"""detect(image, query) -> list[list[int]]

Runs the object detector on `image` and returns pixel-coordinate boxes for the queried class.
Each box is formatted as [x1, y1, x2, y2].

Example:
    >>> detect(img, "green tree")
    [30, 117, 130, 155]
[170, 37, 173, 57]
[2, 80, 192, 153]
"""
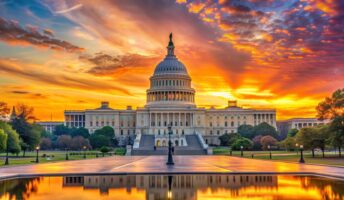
[0, 121, 21, 154]
[219, 133, 240, 146]
[94, 126, 115, 138]
[252, 122, 278, 138]
[53, 125, 71, 136]
[287, 128, 298, 137]
[10, 104, 41, 150]
[20, 140, 29, 157]
[296, 127, 329, 158]
[316, 88, 344, 157]
[29, 124, 42, 149]
[100, 146, 110, 157]
[71, 127, 90, 138]
[89, 134, 109, 149]
[328, 116, 344, 157]
[231, 137, 253, 150]
[280, 136, 296, 151]
[0, 129, 7, 151]
[238, 125, 254, 139]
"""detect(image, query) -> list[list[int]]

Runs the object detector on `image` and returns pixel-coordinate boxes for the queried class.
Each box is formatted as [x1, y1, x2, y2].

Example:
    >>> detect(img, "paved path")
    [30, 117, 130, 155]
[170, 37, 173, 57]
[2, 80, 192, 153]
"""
[0, 155, 344, 179]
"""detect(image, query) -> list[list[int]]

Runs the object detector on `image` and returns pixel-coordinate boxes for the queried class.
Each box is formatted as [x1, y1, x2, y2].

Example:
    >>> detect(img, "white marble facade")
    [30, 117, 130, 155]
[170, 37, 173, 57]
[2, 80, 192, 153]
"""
[65, 34, 276, 146]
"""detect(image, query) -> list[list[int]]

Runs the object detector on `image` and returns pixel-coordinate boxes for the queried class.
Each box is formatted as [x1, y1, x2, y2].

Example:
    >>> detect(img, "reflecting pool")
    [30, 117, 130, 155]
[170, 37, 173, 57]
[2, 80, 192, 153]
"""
[1, 174, 343, 200]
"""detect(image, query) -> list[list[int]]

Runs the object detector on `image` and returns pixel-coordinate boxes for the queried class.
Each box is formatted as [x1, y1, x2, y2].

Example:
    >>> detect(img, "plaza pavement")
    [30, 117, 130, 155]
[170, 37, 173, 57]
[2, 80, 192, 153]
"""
[0, 155, 344, 180]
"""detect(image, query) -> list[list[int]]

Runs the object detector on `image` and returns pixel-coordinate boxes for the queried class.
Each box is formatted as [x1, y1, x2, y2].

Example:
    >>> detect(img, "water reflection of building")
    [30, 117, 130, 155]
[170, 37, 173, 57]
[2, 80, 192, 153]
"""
[62, 174, 277, 199]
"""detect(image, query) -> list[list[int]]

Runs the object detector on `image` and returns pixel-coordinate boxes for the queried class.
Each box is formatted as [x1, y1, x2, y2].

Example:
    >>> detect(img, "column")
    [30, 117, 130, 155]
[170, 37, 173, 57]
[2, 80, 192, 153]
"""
[179, 112, 181, 127]
[184, 112, 186, 127]
[167, 112, 169, 126]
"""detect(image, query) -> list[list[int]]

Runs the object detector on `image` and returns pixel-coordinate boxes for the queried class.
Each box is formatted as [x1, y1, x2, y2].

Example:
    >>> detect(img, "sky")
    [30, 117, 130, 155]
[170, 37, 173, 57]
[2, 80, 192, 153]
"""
[0, 0, 343, 121]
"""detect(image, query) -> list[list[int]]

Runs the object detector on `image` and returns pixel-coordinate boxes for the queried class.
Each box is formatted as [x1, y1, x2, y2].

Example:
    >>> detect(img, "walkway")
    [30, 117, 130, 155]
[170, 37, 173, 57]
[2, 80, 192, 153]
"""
[0, 155, 344, 179]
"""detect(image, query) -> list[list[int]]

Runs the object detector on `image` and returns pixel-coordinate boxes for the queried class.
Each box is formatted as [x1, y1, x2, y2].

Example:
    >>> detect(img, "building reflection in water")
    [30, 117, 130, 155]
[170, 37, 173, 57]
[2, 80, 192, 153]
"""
[1, 174, 344, 200]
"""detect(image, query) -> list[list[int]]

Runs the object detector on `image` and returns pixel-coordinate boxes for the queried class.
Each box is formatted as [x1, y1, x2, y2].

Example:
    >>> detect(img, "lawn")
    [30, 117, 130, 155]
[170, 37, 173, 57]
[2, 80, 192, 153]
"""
[213, 146, 344, 167]
[0, 148, 126, 167]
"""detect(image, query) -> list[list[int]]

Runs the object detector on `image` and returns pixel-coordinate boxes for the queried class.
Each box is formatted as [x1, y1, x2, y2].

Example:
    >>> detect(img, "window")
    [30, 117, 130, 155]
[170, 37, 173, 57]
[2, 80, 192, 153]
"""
[217, 130, 220, 135]
[225, 122, 228, 127]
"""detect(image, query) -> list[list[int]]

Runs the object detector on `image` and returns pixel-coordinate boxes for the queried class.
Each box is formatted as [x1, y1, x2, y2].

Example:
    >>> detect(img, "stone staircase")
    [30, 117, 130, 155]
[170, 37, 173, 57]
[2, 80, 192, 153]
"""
[132, 134, 206, 155]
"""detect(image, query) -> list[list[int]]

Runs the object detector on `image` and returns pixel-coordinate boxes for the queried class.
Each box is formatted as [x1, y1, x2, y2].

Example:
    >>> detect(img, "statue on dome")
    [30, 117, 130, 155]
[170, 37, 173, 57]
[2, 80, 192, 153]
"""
[168, 32, 174, 47]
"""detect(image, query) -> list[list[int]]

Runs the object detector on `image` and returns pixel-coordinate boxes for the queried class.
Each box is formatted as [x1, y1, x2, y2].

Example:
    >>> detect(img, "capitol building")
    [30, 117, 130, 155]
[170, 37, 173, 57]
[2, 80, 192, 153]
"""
[64, 34, 276, 154]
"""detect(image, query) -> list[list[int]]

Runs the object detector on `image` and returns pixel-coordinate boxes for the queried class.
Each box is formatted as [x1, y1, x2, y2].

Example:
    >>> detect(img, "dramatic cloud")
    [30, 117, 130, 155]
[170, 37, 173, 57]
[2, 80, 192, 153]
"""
[0, 17, 84, 52]
[81, 52, 160, 76]
[0, 0, 343, 120]
[0, 59, 130, 95]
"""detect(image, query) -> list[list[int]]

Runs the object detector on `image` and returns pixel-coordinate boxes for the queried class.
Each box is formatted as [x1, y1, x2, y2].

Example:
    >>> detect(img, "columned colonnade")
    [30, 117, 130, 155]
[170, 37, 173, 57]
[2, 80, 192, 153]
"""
[147, 91, 194, 102]
[149, 112, 194, 128]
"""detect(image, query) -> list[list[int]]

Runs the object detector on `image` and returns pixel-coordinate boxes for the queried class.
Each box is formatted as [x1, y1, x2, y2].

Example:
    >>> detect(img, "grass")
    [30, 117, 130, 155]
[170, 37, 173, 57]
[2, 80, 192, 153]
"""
[0, 148, 126, 167]
[213, 146, 344, 167]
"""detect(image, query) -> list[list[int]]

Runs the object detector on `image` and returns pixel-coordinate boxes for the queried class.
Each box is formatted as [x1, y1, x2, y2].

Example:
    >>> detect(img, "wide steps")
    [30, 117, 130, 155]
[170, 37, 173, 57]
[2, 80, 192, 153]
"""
[132, 134, 207, 155]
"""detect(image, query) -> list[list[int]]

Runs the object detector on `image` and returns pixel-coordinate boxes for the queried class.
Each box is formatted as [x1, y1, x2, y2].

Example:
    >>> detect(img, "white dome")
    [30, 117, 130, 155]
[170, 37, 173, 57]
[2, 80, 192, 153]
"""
[145, 33, 195, 108]
[154, 56, 188, 76]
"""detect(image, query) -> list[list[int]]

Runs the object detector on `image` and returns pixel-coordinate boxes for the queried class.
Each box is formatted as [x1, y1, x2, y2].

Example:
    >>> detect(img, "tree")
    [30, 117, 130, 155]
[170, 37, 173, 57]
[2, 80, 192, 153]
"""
[53, 125, 71, 136]
[219, 133, 240, 146]
[316, 88, 343, 120]
[316, 88, 344, 157]
[0, 129, 7, 152]
[252, 135, 263, 150]
[89, 134, 109, 149]
[252, 122, 278, 138]
[328, 116, 344, 157]
[71, 127, 90, 138]
[57, 135, 72, 149]
[0, 102, 10, 119]
[287, 128, 298, 137]
[29, 124, 42, 149]
[94, 126, 115, 139]
[280, 136, 296, 151]
[40, 138, 52, 150]
[0, 121, 21, 154]
[10, 104, 41, 150]
[20, 140, 29, 157]
[296, 127, 317, 157]
[71, 136, 91, 150]
[100, 146, 110, 157]
[231, 137, 253, 150]
[238, 125, 254, 139]
[260, 135, 278, 150]
[296, 127, 329, 158]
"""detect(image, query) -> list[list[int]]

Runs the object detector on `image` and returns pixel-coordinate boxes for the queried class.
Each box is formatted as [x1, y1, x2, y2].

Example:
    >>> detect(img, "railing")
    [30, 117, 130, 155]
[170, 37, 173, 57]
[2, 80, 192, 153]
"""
[195, 132, 208, 149]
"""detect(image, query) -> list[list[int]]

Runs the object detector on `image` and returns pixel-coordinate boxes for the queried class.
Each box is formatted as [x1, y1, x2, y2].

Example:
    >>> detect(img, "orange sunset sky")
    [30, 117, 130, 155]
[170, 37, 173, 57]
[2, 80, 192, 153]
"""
[0, 0, 343, 121]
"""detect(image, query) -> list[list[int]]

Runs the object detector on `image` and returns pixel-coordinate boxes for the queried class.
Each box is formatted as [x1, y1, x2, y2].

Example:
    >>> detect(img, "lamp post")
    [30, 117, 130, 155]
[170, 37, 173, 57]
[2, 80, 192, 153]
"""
[240, 145, 244, 157]
[299, 144, 305, 163]
[65, 148, 69, 160]
[296, 143, 299, 155]
[35, 146, 40, 163]
[268, 145, 272, 159]
[166, 125, 174, 165]
[83, 146, 87, 159]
